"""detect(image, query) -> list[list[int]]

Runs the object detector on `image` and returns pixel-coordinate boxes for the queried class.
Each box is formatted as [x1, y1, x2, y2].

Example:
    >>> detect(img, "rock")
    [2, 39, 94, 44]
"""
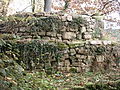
[64, 49, 69, 54]
[89, 25, 94, 29]
[57, 36, 62, 40]
[102, 41, 112, 45]
[42, 37, 50, 40]
[87, 29, 93, 32]
[61, 16, 66, 21]
[64, 54, 69, 59]
[89, 40, 102, 45]
[70, 49, 76, 55]
[67, 15, 73, 21]
[50, 38, 56, 41]
[65, 60, 70, 66]
[81, 26, 86, 33]
[38, 32, 46, 36]
[77, 34, 82, 40]
[76, 54, 81, 59]
[63, 32, 76, 40]
[83, 34, 92, 40]
[69, 28, 78, 31]
[55, 39, 62, 42]
[57, 34, 62, 37]
[58, 62, 64, 67]
[46, 32, 56, 37]
[96, 55, 104, 62]
[77, 48, 88, 55]
[60, 26, 66, 31]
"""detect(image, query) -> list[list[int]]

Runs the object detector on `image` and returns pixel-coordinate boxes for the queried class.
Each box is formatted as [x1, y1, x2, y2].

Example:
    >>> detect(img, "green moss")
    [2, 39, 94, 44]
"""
[69, 67, 77, 73]
[85, 82, 95, 90]
[57, 42, 68, 49]
[68, 43, 82, 48]
[72, 17, 87, 26]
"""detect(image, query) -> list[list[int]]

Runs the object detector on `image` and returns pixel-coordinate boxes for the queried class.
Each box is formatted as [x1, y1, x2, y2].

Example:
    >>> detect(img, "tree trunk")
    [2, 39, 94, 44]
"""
[44, 0, 52, 12]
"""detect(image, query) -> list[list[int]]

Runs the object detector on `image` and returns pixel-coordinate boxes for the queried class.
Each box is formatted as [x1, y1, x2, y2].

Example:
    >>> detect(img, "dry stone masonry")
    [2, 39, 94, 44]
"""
[0, 13, 120, 73]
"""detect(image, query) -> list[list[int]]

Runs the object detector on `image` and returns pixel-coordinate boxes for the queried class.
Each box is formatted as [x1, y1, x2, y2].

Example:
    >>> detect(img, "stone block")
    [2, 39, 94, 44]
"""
[67, 15, 73, 21]
[89, 40, 102, 45]
[64, 60, 70, 66]
[76, 54, 81, 59]
[64, 49, 69, 54]
[89, 25, 95, 29]
[60, 26, 66, 31]
[51, 38, 56, 41]
[42, 37, 50, 40]
[19, 27, 26, 32]
[64, 54, 69, 59]
[58, 62, 64, 67]
[69, 28, 78, 32]
[83, 34, 92, 40]
[70, 49, 76, 55]
[72, 62, 79, 67]
[76, 67, 82, 72]
[87, 29, 93, 32]
[38, 32, 46, 36]
[76, 34, 82, 40]
[77, 48, 88, 55]
[96, 55, 104, 62]
[46, 32, 56, 37]
[61, 16, 66, 21]
[63, 32, 76, 40]
[55, 39, 63, 42]
[102, 41, 112, 45]
[57, 34, 62, 37]
[81, 26, 86, 33]
[57, 36, 62, 40]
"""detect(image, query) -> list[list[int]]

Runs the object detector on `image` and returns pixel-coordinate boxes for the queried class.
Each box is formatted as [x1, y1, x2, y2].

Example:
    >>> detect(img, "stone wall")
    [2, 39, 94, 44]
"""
[0, 13, 119, 73]
[0, 13, 102, 40]
[58, 44, 120, 72]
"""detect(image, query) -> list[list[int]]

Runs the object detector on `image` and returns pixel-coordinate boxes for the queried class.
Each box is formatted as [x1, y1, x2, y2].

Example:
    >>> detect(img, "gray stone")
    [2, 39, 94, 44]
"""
[63, 32, 76, 40]
[57, 34, 62, 37]
[83, 33, 92, 40]
[57, 36, 62, 40]
[58, 62, 64, 67]
[67, 15, 73, 21]
[89, 25, 94, 29]
[102, 41, 112, 45]
[87, 29, 93, 32]
[19, 27, 26, 32]
[89, 40, 102, 45]
[46, 32, 56, 37]
[50, 38, 56, 41]
[76, 54, 81, 59]
[64, 54, 69, 59]
[55, 39, 62, 42]
[64, 49, 69, 54]
[42, 37, 50, 40]
[38, 31, 46, 36]
[65, 60, 70, 66]
[81, 26, 86, 33]
[61, 16, 66, 21]
[96, 55, 104, 62]
[60, 26, 66, 31]
[76, 34, 82, 40]
[70, 49, 76, 55]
